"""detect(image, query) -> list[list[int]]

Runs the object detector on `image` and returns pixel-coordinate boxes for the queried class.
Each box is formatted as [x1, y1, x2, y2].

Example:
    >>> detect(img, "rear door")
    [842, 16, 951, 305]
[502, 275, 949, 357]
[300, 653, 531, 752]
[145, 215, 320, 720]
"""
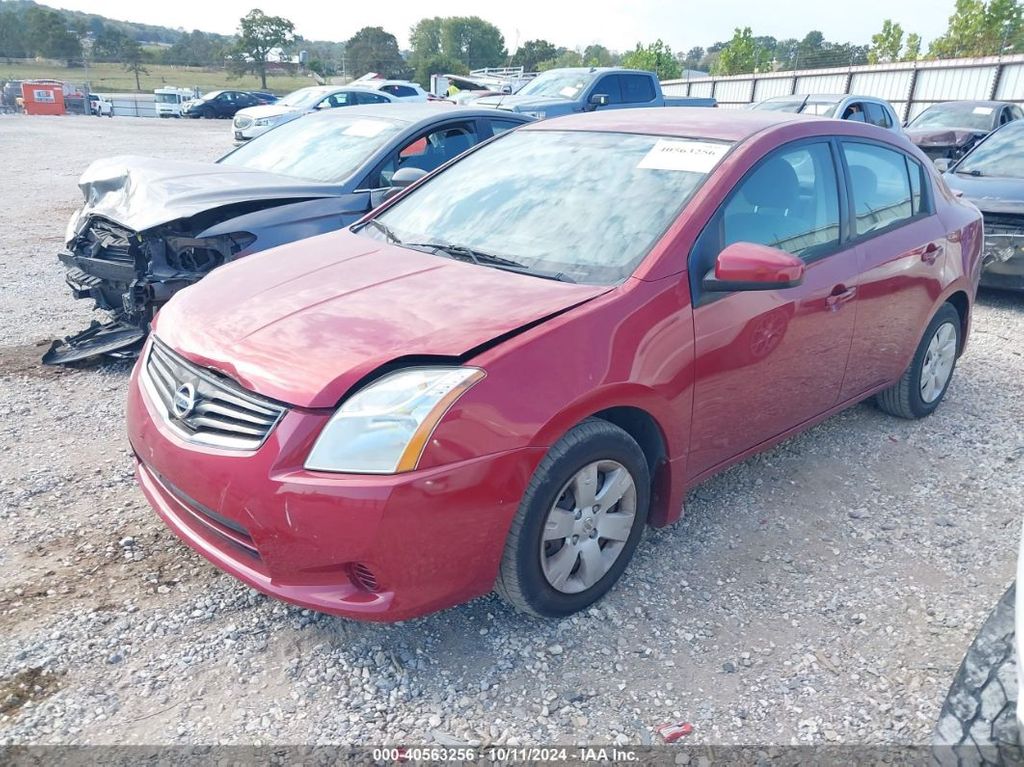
[837, 140, 948, 399]
[687, 140, 860, 479]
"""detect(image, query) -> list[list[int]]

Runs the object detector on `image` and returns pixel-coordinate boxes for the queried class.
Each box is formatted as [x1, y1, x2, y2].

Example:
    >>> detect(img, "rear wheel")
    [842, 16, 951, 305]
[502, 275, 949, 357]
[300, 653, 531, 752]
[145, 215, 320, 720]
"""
[876, 302, 960, 419]
[495, 419, 650, 618]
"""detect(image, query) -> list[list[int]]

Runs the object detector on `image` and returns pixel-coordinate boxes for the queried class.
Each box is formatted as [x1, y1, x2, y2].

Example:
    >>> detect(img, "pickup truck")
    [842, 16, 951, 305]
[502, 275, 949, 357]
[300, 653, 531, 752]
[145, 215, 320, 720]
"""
[474, 67, 715, 119]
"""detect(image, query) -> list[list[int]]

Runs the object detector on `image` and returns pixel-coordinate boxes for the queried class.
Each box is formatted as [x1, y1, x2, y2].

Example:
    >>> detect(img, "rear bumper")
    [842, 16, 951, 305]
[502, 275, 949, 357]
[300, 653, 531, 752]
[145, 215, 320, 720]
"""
[127, 357, 542, 621]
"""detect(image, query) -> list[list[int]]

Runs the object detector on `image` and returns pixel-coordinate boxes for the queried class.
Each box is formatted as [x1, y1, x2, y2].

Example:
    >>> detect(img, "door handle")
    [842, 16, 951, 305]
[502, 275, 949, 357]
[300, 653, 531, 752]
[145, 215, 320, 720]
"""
[826, 284, 857, 311]
[921, 242, 943, 264]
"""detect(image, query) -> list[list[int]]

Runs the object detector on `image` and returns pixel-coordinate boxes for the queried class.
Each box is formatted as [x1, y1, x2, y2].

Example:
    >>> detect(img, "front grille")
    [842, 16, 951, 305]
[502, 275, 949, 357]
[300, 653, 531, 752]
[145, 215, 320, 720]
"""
[981, 212, 1024, 264]
[143, 338, 286, 450]
[79, 218, 136, 264]
[233, 116, 253, 129]
[982, 212, 1024, 233]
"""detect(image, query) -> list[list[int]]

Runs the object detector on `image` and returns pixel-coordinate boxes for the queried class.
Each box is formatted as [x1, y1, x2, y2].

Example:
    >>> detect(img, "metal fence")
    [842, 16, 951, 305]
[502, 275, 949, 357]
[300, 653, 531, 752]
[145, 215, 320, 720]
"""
[662, 53, 1024, 122]
[110, 97, 157, 118]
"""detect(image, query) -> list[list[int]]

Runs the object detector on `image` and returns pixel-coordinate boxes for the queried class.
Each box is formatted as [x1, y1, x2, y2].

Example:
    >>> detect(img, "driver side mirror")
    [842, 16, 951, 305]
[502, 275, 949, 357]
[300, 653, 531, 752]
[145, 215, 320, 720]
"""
[933, 157, 951, 173]
[501, 85, 513, 95]
[381, 166, 428, 202]
[588, 93, 610, 108]
[702, 242, 805, 292]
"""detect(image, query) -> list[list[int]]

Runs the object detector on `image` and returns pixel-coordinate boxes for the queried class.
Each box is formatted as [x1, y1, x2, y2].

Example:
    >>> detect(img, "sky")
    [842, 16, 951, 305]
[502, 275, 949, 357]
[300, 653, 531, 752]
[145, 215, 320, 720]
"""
[47, 0, 955, 52]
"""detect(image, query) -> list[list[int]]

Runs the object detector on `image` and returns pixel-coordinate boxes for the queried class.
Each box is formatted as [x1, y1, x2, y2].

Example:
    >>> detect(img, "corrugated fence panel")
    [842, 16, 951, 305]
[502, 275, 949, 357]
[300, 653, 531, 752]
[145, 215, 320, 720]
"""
[661, 81, 691, 97]
[111, 99, 157, 118]
[795, 73, 848, 93]
[753, 77, 793, 100]
[995, 63, 1024, 100]
[713, 79, 754, 102]
[914, 66, 996, 101]
[849, 70, 912, 101]
[688, 80, 715, 98]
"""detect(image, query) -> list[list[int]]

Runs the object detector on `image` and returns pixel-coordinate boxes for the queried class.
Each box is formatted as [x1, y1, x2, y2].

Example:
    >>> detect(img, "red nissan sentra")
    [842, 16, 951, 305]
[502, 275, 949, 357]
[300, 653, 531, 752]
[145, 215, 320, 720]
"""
[127, 109, 982, 621]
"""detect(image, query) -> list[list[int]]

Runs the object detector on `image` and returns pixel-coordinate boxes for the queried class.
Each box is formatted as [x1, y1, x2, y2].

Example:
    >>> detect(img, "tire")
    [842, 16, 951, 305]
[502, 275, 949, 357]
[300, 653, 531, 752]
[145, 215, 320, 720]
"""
[932, 584, 1022, 765]
[495, 418, 650, 618]
[876, 302, 961, 419]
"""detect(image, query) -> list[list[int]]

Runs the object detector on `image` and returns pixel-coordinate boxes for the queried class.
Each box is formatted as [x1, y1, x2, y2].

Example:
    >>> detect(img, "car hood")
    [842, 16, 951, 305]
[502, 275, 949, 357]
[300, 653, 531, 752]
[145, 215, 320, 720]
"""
[906, 128, 985, 147]
[474, 93, 574, 112]
[943, 172, 1024, 213]
[235, 104, 298, 120]
[155, 229, 610, 408]
[76, 156, 342, 232]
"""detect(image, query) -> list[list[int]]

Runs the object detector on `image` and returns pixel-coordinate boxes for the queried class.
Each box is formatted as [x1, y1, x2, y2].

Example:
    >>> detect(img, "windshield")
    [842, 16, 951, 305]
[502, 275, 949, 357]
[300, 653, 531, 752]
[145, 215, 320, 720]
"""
[803, 99, 841, 116]
[956, 123, 1024, 177]
[752, 98, 806, 113]
[277, 87, 328, 109]
[517, 71, 596, 100]
[910, 103, 996, 132]
[218, 114, 406, 183]
[200, 90, 223, 102]
[155, 93, 181, 104]
[366, 130, 729, 285]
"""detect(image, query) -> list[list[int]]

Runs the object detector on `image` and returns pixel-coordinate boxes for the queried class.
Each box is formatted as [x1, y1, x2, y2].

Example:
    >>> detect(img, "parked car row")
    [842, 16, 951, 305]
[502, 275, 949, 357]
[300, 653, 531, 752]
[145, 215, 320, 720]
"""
[181, 90, 277, 119]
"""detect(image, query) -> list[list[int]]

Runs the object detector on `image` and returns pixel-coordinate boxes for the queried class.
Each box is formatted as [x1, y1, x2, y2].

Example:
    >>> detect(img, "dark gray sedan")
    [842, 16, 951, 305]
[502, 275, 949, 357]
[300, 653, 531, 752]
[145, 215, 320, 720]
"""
[49, 105, 532, 363]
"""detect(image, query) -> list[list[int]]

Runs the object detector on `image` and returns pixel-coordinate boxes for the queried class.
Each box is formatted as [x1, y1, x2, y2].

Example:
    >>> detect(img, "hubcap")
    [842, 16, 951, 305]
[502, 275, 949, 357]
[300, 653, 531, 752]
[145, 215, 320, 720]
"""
[920, 321, 957, 404]
[539, 460, 637, 594]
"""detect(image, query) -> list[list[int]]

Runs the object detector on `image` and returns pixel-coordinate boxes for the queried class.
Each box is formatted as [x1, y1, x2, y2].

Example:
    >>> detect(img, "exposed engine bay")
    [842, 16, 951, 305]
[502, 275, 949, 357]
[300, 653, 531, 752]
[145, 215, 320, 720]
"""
[44, 216, 255, 365]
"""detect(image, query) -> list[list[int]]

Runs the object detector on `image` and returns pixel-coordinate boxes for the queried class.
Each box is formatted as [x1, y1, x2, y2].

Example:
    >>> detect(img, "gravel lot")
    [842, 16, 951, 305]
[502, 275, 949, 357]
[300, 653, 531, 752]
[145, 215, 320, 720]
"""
[0, 114, 1022, 748]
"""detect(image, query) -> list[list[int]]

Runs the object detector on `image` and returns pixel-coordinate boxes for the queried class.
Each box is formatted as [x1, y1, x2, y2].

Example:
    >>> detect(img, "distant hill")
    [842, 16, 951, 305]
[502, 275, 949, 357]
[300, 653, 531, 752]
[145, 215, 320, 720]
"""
[2, 0, 196, 45]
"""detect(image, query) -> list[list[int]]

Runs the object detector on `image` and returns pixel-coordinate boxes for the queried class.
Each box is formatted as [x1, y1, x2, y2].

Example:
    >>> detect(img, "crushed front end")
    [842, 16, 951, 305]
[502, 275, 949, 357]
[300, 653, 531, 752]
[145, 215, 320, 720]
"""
[980, 211, 1024, 291]
[45, 216, 254, 364]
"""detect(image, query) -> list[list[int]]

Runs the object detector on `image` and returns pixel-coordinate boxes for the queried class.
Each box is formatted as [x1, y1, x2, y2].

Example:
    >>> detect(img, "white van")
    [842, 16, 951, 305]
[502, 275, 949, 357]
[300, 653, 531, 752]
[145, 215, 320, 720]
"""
[154, 87, 197, 118]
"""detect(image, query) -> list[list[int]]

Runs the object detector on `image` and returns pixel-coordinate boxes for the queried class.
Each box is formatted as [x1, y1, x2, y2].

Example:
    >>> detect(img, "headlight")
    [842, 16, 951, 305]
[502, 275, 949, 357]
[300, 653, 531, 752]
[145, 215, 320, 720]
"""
[254, 117, 274, 127]
[64, 209, 82, 244]
[305, 367, 485, 474]
[523, 110, 546, 119]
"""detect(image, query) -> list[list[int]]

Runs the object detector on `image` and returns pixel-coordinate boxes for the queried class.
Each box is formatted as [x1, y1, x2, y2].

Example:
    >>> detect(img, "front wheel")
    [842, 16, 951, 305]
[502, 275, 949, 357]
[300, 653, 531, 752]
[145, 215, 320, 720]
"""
[495, 419, 650, 618]
[876, 302, 960, 419]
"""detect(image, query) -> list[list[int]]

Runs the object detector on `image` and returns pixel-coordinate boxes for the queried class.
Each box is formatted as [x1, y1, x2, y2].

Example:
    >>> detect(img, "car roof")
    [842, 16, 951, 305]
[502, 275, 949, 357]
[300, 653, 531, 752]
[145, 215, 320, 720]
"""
[526, 107, 811, 143]
[352, 80, 423, 89]
[301, 102, 531, 128]
[923, 99, 1011, 109]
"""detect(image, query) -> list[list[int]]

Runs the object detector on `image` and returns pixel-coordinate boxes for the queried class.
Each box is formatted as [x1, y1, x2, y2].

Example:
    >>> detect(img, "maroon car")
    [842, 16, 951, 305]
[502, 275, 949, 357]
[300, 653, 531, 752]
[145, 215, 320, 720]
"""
[127, 109, 982, 621]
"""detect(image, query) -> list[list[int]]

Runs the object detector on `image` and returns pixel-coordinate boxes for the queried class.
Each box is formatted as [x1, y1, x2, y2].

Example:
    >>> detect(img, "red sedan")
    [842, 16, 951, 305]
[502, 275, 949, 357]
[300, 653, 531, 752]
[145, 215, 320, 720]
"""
[127, 109, 983, 621]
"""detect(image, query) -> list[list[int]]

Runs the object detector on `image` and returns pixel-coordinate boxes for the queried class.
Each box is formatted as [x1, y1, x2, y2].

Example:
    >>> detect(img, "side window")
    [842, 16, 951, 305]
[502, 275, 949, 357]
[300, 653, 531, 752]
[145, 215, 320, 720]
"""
[1012, 106, 1024, 121]
[619, 75, 656, 104]
[842, 142, 916, 236]
[1000, 107, 1014, 125]
[372, 122, 479, 187]
[489, 118, 523, 137]
[356, 91, 390, 105]
[841, 102, 868, 122]
[721, 143, 841, 258]
[906, 155, 928, 215]
[864, 102, 891, 128]
[382, 85, 417, 98]
[591, 75, 622, 104]
[323, 92, 352, 108]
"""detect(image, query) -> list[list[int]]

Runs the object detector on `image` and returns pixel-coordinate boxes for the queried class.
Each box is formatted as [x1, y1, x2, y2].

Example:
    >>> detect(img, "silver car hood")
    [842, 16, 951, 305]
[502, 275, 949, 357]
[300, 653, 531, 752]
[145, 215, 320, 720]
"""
[75, 156, 341, 232]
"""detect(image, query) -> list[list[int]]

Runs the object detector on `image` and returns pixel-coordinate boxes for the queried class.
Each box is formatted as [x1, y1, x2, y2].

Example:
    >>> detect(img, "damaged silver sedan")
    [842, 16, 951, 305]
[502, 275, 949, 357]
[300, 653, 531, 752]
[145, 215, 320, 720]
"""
[47, 104, 531, 364]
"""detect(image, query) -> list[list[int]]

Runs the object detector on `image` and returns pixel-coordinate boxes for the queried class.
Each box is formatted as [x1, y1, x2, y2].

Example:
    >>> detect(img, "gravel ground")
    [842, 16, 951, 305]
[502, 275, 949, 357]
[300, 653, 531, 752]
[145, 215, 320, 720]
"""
[0, 114, 1022, 748]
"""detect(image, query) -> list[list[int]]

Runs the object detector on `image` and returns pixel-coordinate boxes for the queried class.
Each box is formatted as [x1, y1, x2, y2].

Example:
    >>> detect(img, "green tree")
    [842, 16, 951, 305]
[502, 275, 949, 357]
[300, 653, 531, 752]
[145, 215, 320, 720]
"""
[582, 43, 617, 67]
[680, 46, 705, 71]
[234, 9, 295, 89]
[0, 9, 27, 58]
[121, 38, 149, 91]
[413, 53, 467, 88]
[511, 39, 558, 71]
[537, 48, 583, 71]
[621, 39, 681, 79]
[408, 16, 506, 74]
[930, 0, 1023, 57]
[25, 6, 82, 65]
[344, 26, 409, 79]
[713, 27, 757, 74]
[869, 19, 905, 63]
[92, 27, 129, 62]
[904, 33, 922, 60]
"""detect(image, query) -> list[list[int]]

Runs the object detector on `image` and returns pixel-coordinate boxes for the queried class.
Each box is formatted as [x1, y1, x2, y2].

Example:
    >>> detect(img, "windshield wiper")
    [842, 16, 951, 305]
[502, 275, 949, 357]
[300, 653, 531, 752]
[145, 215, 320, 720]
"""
[407, 242, 576, 283]
[361, 218, 402, 244]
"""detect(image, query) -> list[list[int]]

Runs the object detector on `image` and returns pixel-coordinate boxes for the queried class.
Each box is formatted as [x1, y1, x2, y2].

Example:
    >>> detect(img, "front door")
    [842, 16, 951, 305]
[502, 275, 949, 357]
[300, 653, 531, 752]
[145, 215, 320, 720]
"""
[686, 140, 860, 480]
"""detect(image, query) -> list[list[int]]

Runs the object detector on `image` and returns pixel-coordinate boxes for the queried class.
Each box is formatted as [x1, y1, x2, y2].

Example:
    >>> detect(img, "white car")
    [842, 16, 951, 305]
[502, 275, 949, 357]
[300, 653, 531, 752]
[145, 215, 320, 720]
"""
[231, 85, 398, 142]
[349, 79, 430, 102]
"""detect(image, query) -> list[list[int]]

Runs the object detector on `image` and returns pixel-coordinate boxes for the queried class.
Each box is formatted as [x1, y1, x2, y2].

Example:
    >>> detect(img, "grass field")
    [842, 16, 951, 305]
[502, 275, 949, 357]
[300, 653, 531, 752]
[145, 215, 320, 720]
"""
[0, 60, 317, 95]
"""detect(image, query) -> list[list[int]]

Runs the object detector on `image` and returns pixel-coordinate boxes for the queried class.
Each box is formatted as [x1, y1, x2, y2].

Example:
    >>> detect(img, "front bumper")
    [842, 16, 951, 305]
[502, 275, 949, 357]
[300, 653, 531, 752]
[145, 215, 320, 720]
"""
[981, 251, 1024, 291]
[126, 355, 542, 621]
[233, 124, 271, 142]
